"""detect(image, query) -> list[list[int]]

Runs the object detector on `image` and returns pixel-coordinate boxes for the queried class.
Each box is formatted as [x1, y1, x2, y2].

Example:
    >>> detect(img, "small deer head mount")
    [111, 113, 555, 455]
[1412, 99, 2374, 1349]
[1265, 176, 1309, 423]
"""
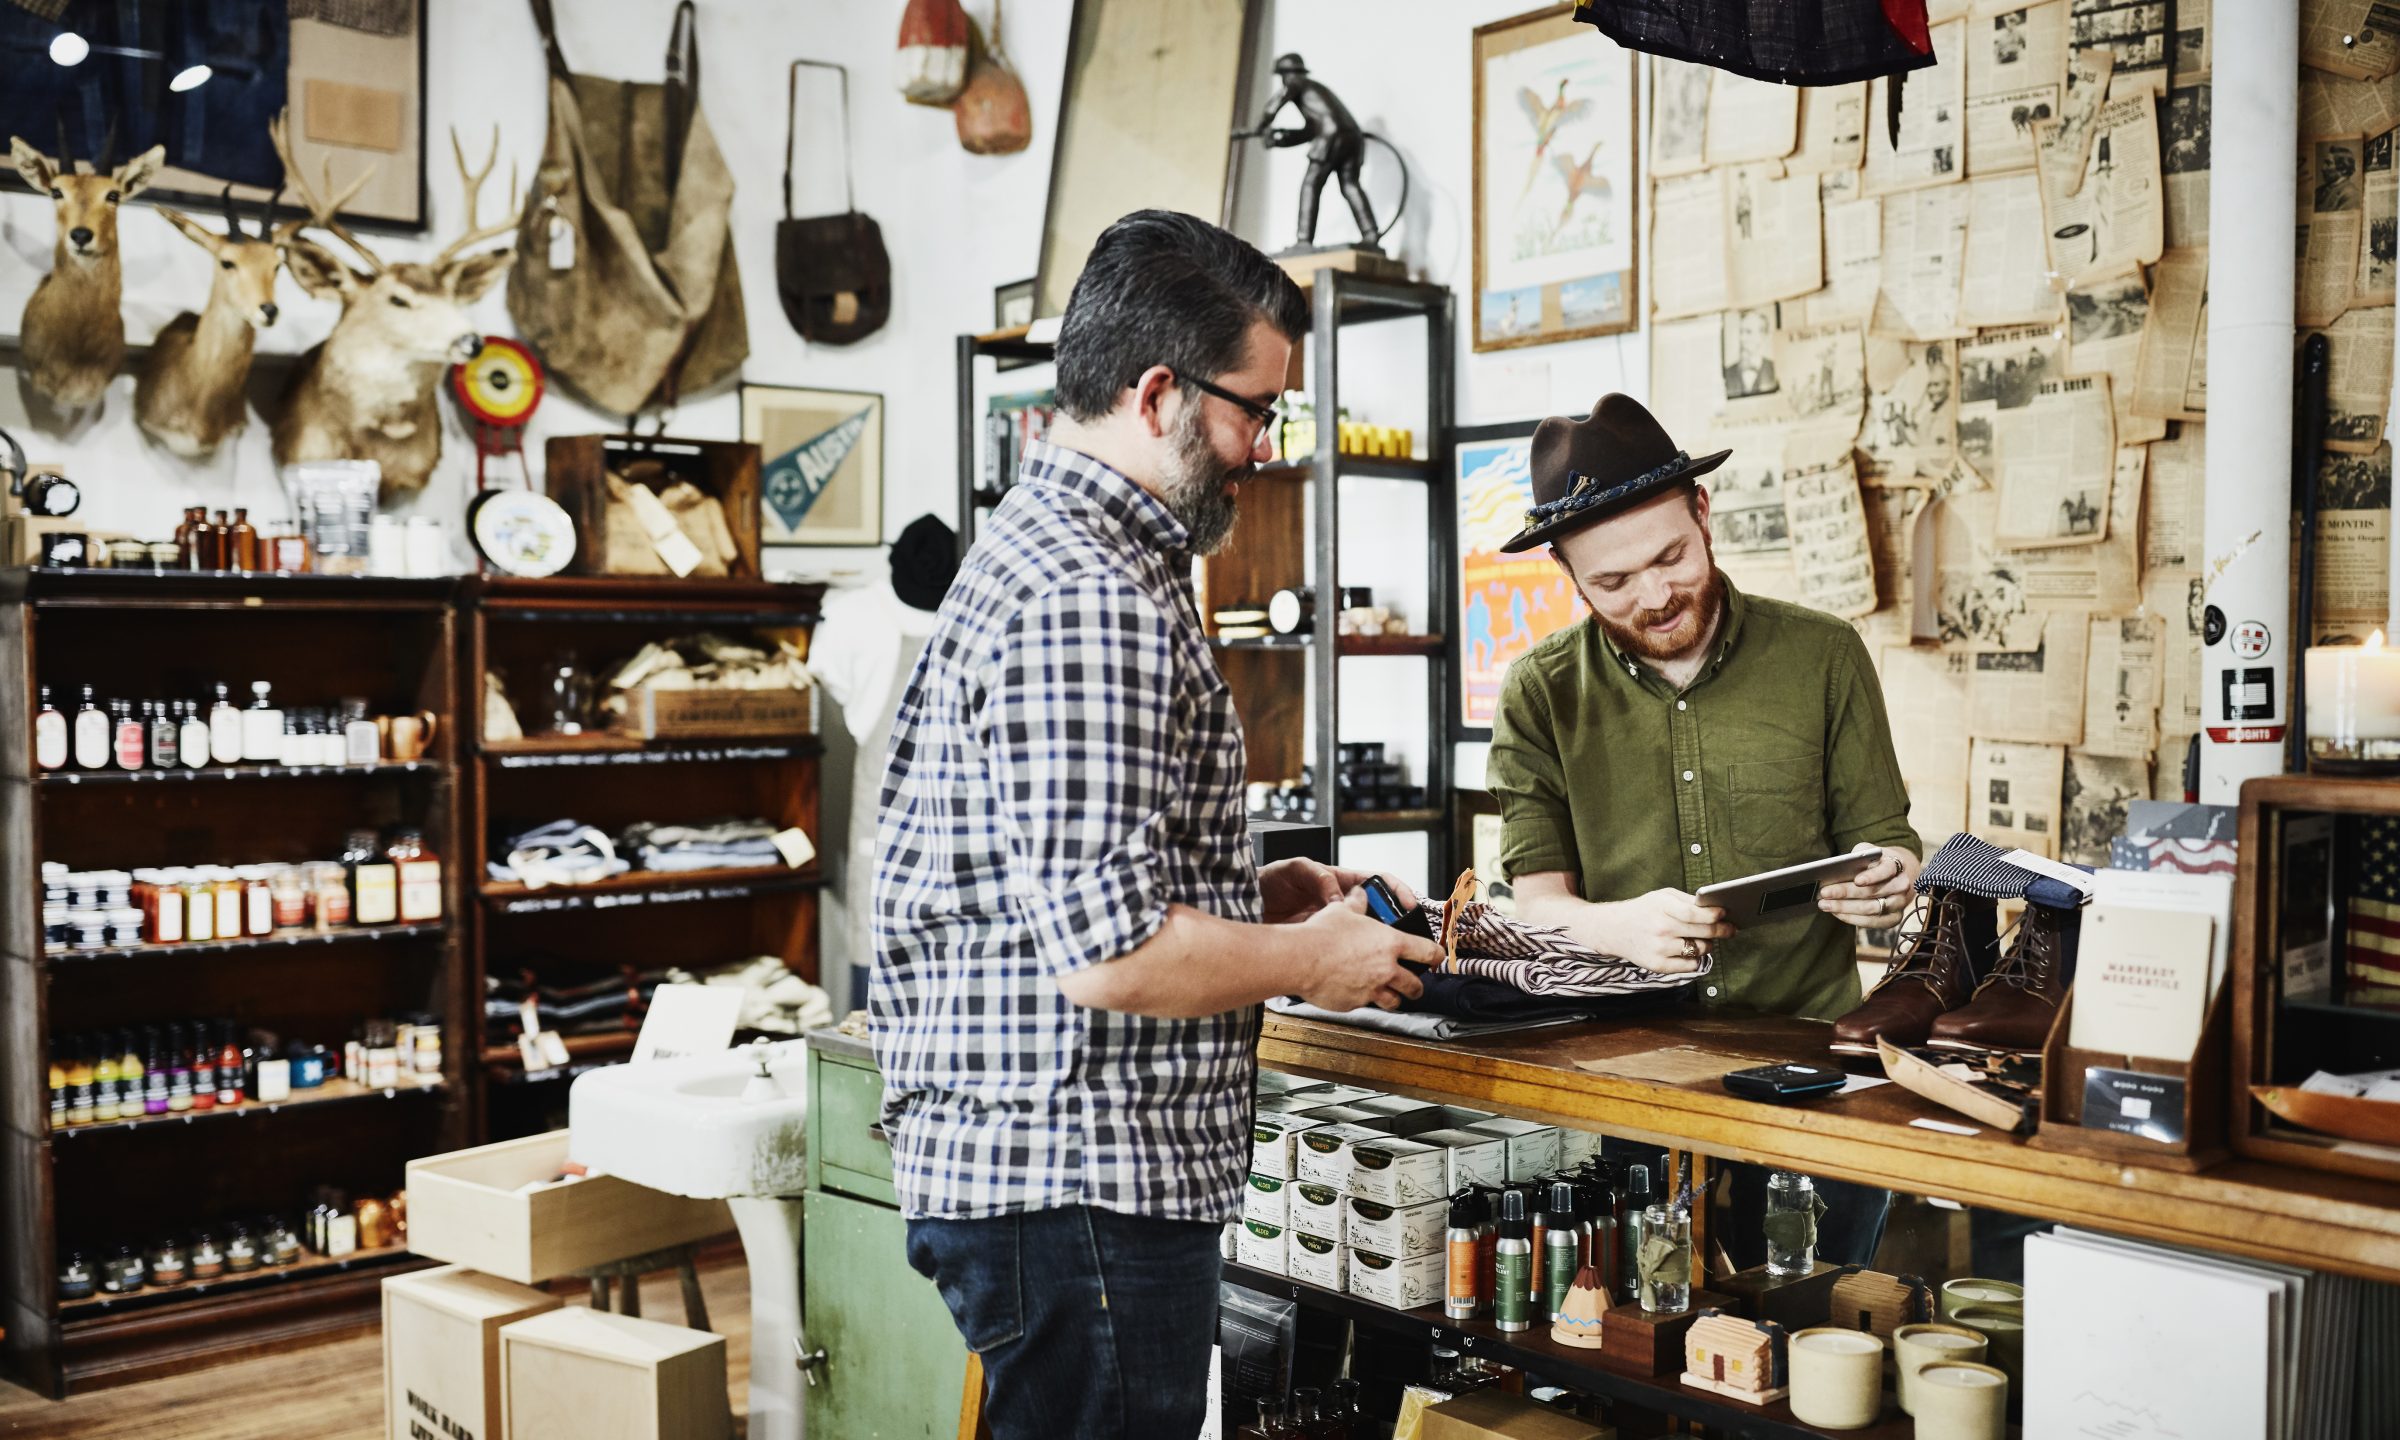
[9, 133, 164, 267]
[134, 187, 289, 458]
[9, 130, 165, 409]
[156, 187, 286, 330]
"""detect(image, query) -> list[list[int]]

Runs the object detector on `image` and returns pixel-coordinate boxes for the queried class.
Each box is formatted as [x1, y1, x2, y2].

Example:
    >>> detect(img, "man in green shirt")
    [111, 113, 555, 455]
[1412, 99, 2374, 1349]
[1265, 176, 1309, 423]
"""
[1485, 393, 1922, 1265]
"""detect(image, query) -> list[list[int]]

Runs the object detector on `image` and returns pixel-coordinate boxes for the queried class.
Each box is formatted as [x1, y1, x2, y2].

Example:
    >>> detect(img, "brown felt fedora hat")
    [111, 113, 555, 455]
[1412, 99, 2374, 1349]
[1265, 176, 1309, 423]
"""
[1497, 393, 1731, 553]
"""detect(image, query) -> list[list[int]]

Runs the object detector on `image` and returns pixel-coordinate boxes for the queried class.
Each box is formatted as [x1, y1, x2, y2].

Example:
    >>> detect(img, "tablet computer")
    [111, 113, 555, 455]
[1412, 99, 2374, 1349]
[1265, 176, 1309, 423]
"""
[1695, 851, 1882, 926]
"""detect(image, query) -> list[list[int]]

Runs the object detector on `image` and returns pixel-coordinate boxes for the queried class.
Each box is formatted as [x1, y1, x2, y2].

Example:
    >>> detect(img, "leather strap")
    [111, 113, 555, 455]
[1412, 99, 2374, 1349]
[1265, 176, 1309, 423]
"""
[526, 0, 570, 79]
[664, 0, 700, 193]
[786, 59, 856, 220]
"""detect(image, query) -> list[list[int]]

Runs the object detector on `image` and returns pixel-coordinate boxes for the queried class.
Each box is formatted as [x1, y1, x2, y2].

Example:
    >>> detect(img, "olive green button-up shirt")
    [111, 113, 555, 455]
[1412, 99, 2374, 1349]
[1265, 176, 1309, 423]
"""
[1488, 582, 1922, 1021]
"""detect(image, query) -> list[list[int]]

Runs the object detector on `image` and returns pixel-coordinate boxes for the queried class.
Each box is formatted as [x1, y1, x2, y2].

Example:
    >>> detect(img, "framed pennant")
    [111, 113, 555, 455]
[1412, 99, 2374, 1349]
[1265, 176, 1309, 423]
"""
[742, 383, 886, 546]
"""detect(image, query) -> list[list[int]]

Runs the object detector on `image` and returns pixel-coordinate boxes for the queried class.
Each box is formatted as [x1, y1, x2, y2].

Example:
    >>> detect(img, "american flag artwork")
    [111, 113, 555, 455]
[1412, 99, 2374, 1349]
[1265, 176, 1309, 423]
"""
[2346, 816, 2400, 1010]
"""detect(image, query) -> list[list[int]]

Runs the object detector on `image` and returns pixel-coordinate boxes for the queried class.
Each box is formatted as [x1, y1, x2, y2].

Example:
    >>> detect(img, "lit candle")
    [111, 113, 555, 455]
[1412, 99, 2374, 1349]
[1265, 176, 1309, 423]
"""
[2306, 629, 2400, 764]
[1938, 1277, 2024, 1319]
[1895, 1323, 1991, 1416]
[1913, 1361, 2009, 1440]
[1790, 1327, 1884, 1430]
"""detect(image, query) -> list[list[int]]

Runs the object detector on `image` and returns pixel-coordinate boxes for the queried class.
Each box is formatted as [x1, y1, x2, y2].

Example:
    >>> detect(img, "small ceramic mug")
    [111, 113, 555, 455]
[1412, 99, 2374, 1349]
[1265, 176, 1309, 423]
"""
[381, 711, 439, 761]
[1788, 1326, 1884, 1430]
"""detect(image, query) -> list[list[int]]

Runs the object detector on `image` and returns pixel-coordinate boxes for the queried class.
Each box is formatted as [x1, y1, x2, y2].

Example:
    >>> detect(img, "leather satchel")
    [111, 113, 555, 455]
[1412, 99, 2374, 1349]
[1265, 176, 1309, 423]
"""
[777, 60, 892, 345]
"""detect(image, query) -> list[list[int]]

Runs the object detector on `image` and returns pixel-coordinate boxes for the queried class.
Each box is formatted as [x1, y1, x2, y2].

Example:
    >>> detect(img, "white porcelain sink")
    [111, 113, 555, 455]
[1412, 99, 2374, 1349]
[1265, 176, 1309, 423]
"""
[568, 1038, 811, 1200]
[569, 1038, 815, 1440]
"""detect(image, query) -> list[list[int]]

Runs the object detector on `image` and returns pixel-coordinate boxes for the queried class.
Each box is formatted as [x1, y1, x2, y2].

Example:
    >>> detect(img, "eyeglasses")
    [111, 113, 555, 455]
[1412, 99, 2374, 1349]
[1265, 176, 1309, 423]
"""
[1177, 372, 1283, 445]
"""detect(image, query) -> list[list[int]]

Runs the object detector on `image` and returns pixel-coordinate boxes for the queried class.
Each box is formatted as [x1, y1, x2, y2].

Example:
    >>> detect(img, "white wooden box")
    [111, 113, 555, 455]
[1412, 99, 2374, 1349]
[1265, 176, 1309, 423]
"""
[500, 1306, 730, 1440]
[405, 1131, 731, 1284]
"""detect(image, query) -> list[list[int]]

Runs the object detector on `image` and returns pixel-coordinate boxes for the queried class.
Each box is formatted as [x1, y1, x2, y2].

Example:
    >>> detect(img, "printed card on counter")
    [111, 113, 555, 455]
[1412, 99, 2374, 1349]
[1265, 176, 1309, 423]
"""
[2069, 905, 2214, 1060]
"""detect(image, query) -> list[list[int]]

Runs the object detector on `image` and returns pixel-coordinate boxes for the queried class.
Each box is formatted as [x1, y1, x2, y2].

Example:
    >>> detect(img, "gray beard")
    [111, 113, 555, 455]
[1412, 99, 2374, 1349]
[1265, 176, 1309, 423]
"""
[1158, 406, 1242, 555]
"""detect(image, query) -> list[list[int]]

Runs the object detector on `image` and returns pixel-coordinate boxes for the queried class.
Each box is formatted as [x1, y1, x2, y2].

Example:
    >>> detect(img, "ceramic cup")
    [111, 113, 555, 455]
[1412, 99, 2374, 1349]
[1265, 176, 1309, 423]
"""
[381, 711, 439, 761]
[1789, 1326, 1884, 1429]
[1893, 1322, 1989, 1416]
[1948, 1304, 2025, 1392]
[1912, 1360, 2009, 1440]
[1938, 1277, 2023, 1319]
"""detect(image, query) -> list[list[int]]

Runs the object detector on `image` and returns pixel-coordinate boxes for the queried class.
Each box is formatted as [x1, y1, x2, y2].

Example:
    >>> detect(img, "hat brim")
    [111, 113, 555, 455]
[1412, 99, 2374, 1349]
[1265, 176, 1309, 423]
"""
[1494, 448, 1732, 554]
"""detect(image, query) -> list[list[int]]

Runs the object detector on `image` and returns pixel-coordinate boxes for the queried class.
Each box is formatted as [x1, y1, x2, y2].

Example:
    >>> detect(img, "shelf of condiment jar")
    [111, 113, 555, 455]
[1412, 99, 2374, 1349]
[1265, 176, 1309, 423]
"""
[36, 759, 447, 786]
[46, 920, 446, 964]
[59, 1242, 419, 1321]
[482, 736, 823, 768]
[50, 1074, 444, 1140]
[481, 866, 824, 913]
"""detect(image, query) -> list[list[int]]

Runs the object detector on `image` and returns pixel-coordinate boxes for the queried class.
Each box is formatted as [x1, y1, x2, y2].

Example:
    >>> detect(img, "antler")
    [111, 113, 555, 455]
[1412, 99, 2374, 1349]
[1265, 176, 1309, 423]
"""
[268, 110, 383, 272]
[433, 125, 521, 265]
[220, 183, 245, 239]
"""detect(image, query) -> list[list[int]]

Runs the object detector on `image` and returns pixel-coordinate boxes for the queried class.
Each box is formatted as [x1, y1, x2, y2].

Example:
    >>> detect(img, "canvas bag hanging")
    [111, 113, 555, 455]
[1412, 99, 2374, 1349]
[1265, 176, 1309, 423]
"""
[508, 0, 748, 416]
[777, 60, 892, 346]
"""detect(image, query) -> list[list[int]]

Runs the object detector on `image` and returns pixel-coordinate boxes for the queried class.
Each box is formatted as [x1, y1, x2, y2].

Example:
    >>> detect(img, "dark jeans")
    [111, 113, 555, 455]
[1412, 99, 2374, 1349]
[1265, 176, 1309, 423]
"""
[906, 1205, 1223, 1440]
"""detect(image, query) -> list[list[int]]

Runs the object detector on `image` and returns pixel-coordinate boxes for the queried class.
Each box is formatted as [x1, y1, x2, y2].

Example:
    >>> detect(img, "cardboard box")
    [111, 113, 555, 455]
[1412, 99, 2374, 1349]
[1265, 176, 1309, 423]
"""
[1467, 1118, 1565, 1182]
[1343, 1195, 1448, 1258]
[1287, 1231, 1347, 1291]
[499, 1306, 731, 1440]
[1347, 1137, 1450, 1206]
[1415, 1127, 1510, 1192]
[1557, 1126, 1606, 1168]
[1295, 1103, 1384, 1125]
[1256, 1070, 1306, 1096]
[1347, 1246, 1445, 1310]
[1288, 1181, 1345, 1241]
[382, 1265, 563, 1440]
[1241, 1172, 1290, 1227]
[1348, 1096, 1450, 1136]
[1425, 1104, 1499, 1130]
[1253, 1092, 1318, 1114]
[623, 684, 812, 740]
[1420, 1390, 1613, 1439]
[1251, 1113, 1326, 1180]
[1235, 1218, 1288, 1273]
[1294, 1123, 1386, 1189]
[1283, 1082, 1381, 1107]
[405, 1131, 731, 1285]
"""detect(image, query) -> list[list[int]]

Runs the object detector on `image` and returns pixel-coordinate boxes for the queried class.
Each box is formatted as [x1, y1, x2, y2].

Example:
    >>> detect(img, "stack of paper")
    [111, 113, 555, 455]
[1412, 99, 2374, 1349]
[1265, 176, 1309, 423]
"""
[2026, 1229, 2367, 1440]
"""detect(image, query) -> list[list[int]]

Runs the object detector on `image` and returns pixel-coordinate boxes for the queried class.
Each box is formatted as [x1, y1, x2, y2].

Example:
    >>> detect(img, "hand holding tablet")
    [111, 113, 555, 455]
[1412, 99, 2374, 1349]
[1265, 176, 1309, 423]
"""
[1696, 848, 1885, 928]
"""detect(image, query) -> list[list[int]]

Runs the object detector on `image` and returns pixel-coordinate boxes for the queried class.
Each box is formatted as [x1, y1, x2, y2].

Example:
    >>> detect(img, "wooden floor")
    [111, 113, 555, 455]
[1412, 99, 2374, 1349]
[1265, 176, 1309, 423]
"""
[0, 1262, 755, 1439]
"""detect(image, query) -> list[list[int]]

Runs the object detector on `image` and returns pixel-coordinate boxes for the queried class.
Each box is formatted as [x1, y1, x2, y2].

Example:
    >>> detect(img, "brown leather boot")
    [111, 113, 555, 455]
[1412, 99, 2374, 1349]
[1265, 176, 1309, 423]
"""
[1926, 900, 2079, 1054]
[1828, 890, 1997, 1056]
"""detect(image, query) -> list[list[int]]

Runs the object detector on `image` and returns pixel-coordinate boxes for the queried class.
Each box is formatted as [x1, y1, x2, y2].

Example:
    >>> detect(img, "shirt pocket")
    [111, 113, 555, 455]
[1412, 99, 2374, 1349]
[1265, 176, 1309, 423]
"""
[1727, 753, 1828, 868]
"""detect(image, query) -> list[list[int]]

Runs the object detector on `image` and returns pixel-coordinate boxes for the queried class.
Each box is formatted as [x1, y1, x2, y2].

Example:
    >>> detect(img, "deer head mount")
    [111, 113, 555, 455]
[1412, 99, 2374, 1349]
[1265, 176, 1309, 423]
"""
[268, 114, 519, 499]
[134, 187, 287, 458]
[9, 132, 165, 409]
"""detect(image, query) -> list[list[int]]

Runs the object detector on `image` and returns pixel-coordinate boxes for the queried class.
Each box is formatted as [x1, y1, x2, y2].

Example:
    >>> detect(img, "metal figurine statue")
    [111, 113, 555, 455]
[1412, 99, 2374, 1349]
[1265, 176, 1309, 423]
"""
[1236, 53, 1392, 251]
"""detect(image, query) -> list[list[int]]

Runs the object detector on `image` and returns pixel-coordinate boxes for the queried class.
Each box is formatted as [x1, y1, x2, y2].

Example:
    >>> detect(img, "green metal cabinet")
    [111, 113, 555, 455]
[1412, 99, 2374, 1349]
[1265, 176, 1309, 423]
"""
[805, 1034, 966, 1438]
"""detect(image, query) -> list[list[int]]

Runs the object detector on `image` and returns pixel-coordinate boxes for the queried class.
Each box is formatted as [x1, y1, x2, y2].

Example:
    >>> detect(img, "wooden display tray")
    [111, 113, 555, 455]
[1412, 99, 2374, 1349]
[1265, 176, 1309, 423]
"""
[2029, 989, 2229, 1173]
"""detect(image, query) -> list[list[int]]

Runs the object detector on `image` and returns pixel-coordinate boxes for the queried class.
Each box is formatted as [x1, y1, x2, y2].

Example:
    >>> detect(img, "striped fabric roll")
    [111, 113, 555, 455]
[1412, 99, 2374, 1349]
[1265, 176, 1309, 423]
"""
[1916, 832, 2092, 906]
[1421, 899, 1710, 999]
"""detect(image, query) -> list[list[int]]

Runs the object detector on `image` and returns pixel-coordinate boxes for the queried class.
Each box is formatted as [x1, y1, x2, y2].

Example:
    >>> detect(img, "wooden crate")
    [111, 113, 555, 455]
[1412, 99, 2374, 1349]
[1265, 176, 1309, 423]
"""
[545, 434, 762, 580]
[500, 1307, 730, 1440]
[618, 683, 814, 740]
[382, 1265, 562, 1440]
[404, 1131, 732, 1285]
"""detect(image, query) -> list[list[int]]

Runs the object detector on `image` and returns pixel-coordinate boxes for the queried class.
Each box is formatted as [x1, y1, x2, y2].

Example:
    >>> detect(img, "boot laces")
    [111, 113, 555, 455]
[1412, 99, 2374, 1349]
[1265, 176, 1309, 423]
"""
[1870, 894, 1960, 996]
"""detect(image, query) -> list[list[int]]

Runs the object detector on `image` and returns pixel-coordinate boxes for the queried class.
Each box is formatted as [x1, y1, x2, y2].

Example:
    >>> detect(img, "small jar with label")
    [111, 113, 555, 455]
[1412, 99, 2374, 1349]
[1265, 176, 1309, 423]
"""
[385, 829, 442, 923]
[223, 1225, 259, 1274]
[104, 907, 143, 947]
[182, 875, 217, 943]
[269, 866, 310, 931]
[100, 1245, 145, 1294]
[364, 1021, 401, 1089]
[145, 1237, 187, 1288]
[262, 1219, 301, 1267]
[188, 1231, 226, 1282]
[344, 831, 398, 926]
[240, 866, 274, 937]
[209, 869, 243, 941]
[56, 1251, 95, 1300]
[310, 861, 350, 929]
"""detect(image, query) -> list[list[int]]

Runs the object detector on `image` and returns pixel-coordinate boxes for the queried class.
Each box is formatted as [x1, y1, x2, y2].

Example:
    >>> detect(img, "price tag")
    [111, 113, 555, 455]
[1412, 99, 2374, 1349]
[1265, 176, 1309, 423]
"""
[519, 1031, 555, 1076]
[547, 211, 575, 271]
[771, 826, 817, 868]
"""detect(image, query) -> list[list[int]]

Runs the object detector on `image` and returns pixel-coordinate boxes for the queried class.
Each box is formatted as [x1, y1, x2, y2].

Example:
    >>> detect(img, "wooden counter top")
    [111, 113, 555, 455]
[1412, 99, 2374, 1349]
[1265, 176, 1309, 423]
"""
[1259, 1009, 2400, 1283]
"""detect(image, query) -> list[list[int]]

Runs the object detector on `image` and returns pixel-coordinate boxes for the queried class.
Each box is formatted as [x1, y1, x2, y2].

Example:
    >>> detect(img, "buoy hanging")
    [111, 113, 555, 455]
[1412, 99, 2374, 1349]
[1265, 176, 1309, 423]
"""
[897, 0, 970, 105]
[953, 1, 1031, 155]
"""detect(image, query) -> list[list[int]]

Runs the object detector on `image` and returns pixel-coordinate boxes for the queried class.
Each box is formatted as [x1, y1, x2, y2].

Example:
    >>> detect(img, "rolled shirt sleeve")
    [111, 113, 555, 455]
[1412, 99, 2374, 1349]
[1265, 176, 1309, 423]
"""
[1823, 626, 1925, 859]
[976, 575, 1181, 977]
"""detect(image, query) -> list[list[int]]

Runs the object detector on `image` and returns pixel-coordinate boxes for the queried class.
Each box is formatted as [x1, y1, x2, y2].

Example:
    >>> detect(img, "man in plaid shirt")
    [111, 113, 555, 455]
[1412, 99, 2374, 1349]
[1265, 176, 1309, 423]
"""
[872, 211, 1438, 1438]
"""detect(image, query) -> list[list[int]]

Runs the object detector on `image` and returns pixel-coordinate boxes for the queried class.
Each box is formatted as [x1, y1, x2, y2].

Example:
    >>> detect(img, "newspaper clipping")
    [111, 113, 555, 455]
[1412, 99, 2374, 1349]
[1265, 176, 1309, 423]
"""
[2358, 129, 2397, 305]
[2317, 305, 2393, 452]
[2013, 445, 2147, 613]
[2132, 248, 2208, 419]
[2302, 0, 2400, 82]
[1861, 335, 1962, 474]
[1876, 185, 1973, 338]
[2140, 422, 2202, 573]
[1702, 420, 1808, 604]
[1966, 4, 2066, 175]
[1970, 84, 2064, 178]
[1651, 56, 1714, 177]
[1782, 432, 1881, 618]
[1650, 313, 1728, 446]
[2082, 613, 2165, 758]
[1958, 322, 2066, 471]
[1866, 21, 1969, 196]
[1651, 172, 1730, 319]
[1961, 172, 2067, 324]
[1774, 323, 1869, 427]
[1970, 738, 2067, 859]
[2065, 266, 2168, 445]
[2071, 0, 2171, 96]
[1882, 644, 1973, 844]
[1790, 176, 1884, 325]
[2315, 444, 2393, 627]
[1968, 613, 2090, 744]
[2044, 47, 2116, 192]
[1788, 82, 1869, 175]
[2299, 135, 2365, 327]
[2036, 91, 2166, 287]
[2063, 750, 2151, 864]
[1993, 376, 2117, 549]
[2170, 1, 2210, 85]
[2305, 70, 2400, 143]
[1935, 488, 2044, 650]
[2162, 82, 2211, 248]
[1726, 165, 1826, 307]
[1706, 70, 1801, 166]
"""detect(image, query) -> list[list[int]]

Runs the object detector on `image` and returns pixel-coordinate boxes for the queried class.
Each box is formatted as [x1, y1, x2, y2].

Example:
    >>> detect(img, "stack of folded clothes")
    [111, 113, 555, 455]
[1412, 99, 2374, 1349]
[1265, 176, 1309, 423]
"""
[621, 819, 784, 872]
[483, 965, 672, 1047]
[488, 817, 793, 887]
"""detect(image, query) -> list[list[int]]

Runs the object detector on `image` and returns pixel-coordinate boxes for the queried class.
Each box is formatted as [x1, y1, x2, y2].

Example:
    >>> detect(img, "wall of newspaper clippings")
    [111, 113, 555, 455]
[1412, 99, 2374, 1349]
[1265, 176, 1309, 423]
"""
[1645, 0, 2398, 866]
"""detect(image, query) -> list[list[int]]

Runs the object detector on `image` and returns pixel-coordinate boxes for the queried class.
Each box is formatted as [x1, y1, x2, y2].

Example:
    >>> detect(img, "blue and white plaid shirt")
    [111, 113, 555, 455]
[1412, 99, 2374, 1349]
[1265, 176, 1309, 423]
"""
[870, 442, 1261, 1222]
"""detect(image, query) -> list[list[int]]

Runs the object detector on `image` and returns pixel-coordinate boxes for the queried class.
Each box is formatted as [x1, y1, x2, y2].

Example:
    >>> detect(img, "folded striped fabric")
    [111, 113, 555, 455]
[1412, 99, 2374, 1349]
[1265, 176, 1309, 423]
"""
[1422, 898, 1709, 999]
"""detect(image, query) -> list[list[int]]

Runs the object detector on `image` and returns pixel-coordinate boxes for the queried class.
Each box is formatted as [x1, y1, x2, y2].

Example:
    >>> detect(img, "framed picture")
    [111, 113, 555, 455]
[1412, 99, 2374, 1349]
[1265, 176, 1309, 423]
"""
[743, 384, 885, 546]
[1471, 5, 1639, 352]
[1453, 420, 1585, 736]
[994, 277, 1038, 371]
[1, 1, 429, 229]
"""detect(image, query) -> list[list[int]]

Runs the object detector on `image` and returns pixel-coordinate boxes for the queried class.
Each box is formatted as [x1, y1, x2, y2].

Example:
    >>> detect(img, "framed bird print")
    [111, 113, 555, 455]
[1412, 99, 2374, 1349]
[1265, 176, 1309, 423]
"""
[1471, 5, 1639, 351]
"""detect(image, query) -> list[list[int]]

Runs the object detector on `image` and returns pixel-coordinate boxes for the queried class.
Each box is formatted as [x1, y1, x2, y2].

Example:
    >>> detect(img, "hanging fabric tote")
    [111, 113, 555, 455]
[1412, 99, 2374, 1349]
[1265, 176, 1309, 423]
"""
[777, 60, 893, 346]
[508, 0, 749, 416]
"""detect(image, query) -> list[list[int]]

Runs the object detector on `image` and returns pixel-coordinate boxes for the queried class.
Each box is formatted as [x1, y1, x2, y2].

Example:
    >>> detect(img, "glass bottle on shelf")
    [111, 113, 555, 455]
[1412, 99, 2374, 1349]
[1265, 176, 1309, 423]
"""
[1237, 1397, 1289, 1440]
[1637, 1203, 1692, 1314]
[72, 686, 108, 770]
[1763, 1170, 1821, 1276]
[33, 685, 67, 770]
[228, 508, 259, 571]
[177, 700, 208, 770]
[148, 700, 177, 769]
[110, 700, 144, 770]
[341, 699, 381, 765]
[346, 830, 399, 926]
[241, 681, 284, 762]
[386, 828, 443, 923]
[207, 684, 244, 765]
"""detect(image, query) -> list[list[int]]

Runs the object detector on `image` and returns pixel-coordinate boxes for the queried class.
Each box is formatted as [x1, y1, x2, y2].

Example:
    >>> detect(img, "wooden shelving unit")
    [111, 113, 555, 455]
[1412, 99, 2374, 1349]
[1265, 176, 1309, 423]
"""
[954, 275, 1457, 872]
[460, 577, 824, 1141]
[0, 569, 469, 1397]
